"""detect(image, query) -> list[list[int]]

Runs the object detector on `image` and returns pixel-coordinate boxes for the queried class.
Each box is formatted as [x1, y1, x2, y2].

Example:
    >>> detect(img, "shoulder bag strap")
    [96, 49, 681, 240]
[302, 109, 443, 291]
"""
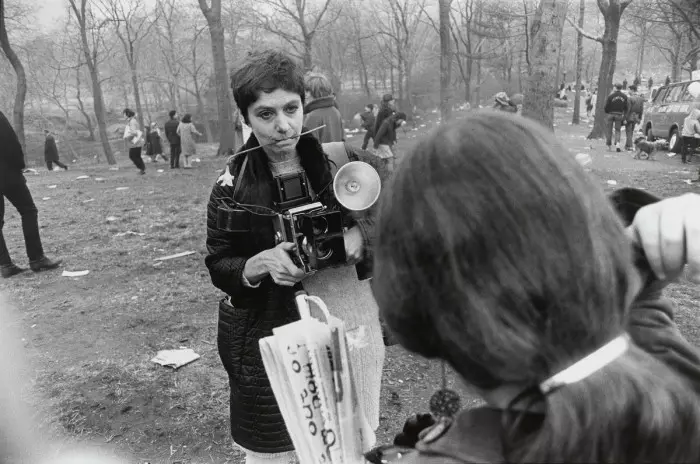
[232, 154, 249, 203]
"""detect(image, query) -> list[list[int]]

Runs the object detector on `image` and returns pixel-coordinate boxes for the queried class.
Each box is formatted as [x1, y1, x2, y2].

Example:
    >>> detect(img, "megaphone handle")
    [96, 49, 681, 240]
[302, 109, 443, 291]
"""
[294, 290, 311, 319]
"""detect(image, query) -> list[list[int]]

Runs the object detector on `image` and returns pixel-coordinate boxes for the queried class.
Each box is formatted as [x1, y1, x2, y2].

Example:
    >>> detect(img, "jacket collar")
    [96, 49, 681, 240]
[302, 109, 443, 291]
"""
[304, 96, 336, 113]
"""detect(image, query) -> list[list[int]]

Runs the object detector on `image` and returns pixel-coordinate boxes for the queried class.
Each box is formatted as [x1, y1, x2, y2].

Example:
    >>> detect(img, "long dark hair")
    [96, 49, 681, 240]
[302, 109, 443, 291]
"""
[373, 112, 700, 463]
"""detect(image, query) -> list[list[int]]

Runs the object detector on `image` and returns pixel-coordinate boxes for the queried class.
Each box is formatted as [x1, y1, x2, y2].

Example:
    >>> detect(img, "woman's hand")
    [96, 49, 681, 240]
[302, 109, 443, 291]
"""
[627, 193, 700, 283]
[344, 226, 365, 265]
[261, 242, 306, 286]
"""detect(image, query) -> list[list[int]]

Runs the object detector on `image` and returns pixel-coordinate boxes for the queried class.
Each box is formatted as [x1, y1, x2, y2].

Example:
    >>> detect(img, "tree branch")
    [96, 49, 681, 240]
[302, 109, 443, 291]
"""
[566, 16, 603, 43]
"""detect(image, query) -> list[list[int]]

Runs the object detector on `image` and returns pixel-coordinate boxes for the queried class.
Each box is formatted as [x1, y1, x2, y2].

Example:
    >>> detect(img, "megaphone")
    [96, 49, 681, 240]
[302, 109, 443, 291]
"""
[333, 161, 381, 211]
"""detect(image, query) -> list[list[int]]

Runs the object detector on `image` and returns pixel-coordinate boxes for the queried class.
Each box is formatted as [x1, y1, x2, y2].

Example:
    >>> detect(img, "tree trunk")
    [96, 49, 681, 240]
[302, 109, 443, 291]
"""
[465, 55, 472, 102]
[303, 35, 313, 71]
[199, 0, 237, 155]
[522, 0, 568, 129]
[439, 0, 453, 122]
[0, 1, 27, 153]
[573, 0, 585, 125]
[588, 1, 627, 140]
[636, 21, 646, 79]
[130, 62, 145, 130]
[75, 70, 96, 141]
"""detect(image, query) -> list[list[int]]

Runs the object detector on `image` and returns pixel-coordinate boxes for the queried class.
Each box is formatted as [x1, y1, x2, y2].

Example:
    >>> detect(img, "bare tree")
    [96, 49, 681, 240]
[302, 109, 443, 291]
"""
[181, 24, 214, 142]
[98, 0, 159, 131]
[198, 0, 237, 155]
[155, 0, 184, 112]
[573, 0, 584, 125]
[439, 0, 453, 121]
[568, 0, 634, 139]
[68, 0, 117, 165]
[0, 0, 28, 151]
[522, 0, 568, 129]
[253, 0, 340, 70]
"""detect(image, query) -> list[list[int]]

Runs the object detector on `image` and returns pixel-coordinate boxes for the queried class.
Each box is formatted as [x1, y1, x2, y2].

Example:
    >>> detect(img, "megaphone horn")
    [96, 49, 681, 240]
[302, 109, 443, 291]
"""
[333, 161, 381, 211]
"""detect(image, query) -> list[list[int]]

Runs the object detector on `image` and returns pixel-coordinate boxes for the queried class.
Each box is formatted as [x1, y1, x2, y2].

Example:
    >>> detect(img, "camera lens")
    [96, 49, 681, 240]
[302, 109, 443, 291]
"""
[311, 217, 329, 235]
[315, 241, 334, 260]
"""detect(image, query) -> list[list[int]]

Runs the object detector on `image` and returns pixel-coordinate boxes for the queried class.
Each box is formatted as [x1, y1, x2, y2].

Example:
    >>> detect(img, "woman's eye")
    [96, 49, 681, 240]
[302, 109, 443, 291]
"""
[285, 106, 299, 114]
[259, 112, 274, 120]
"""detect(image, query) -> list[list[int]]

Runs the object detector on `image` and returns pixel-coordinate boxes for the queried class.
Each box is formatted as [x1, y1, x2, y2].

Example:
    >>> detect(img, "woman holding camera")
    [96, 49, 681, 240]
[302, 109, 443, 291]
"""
[370, 112, 700, 463]
[205, 50, 384, 464]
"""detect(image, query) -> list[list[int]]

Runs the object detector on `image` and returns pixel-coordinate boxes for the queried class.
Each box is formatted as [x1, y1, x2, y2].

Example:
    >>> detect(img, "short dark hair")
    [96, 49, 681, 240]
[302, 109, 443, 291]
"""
[614, 83, 623, 90]
[230, 50, 305, 124]
[181, 113, 192, 123]
[628, 84, 638, 92]
[123, 108, 135, 118]
[169, 110, 177, 118]
[373, 111, 700, 462]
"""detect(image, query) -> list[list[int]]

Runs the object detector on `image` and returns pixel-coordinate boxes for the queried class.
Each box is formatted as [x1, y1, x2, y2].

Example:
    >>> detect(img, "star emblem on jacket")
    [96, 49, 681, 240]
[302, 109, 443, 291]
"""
[217, 166, 235, 187]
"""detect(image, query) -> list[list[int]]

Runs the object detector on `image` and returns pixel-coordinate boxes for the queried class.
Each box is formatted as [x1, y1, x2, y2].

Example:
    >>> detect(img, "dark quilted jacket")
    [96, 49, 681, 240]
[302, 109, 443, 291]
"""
[205, 132, 374, 453]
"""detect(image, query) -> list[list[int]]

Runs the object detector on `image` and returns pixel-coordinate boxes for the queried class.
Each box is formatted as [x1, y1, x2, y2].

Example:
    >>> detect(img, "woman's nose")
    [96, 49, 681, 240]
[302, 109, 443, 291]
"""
[275, 117, 291, 134]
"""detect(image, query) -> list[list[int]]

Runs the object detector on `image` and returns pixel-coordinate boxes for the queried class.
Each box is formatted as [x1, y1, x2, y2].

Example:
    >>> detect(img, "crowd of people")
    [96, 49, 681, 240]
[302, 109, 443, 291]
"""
[5, 49, 700, 464]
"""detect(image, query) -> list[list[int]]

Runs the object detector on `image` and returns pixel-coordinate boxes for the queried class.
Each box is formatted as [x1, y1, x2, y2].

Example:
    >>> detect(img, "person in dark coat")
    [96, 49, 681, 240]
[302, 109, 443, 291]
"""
[604, 83, 630, 152]
[303, 72, 344, 143]
[146, 122, 168, 163]
[164, 110, 181, 169]
[360, 103, 376, 150]
[374, 93, 396, 136]
[43, 130, 67, 171]
[367, 113, 700, 464]
[0, 111, 62, 278]
[373, 111, 407, 173]
[206, 50, 377, 463]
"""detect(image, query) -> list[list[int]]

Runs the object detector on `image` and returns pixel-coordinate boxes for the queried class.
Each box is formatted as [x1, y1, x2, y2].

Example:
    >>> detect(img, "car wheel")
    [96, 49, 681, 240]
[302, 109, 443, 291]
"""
[645, 124, 655, 142]
[669, 128, 680, 153]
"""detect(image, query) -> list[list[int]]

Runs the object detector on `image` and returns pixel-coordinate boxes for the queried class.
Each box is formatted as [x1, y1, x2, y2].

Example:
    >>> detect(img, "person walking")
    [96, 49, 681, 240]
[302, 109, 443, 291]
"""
[624, 84, 645, 151]
[374, 94, 396, 137]
[374, 111, 407, 173]
[604, 83, 630, 152]
[122, 108, 146, 174]
[360, 103, 376, 150]
[147, 122, 168, 163]
[176, 113, 202, 169]
[0, 111, 62, 278]
[164, 110, 181, 169]
[43, 130, 67, 171]
[303, 72, 344, 143]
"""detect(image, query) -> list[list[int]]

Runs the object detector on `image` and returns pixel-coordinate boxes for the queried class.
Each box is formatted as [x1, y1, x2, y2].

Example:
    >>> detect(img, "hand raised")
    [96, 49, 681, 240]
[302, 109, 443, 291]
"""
[263, 242, 307, 286]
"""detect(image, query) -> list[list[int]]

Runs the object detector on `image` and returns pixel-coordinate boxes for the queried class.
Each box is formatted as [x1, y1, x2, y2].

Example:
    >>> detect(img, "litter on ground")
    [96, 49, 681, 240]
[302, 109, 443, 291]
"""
[151, 348, 200, 369]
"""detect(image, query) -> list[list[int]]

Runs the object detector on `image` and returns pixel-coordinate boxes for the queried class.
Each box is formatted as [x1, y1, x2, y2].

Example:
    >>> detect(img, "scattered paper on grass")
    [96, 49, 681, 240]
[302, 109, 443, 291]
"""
[23, 168, 38, 174]
[193, 158, 201, 162]
[575, 153, 592, 166]
[115, 231, 145, 237]
[62, 270, 90, 277]
[42, 197, 50, 200]
[154, 250, 196, 261]
[151, 348, 200, 369]
[76, 175, 89, 180]
[607, 180, 618, 185]
[106, 216, 119, 222]
[48, 185, 57, 189]
[116, 187, 129, 191]
[109, 167, 119, 171]
[83, 199, 95, 203]
[95, 177, 105, 181]
[684, 179, 695, 185]
[157, 169, 164, 173]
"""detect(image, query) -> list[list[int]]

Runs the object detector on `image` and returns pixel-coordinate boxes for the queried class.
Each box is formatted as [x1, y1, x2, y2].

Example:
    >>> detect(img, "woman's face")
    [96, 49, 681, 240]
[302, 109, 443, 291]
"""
[247, 88, 303, 157]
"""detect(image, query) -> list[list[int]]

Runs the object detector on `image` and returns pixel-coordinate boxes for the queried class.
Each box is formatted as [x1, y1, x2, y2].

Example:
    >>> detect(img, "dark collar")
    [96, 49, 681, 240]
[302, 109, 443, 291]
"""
[304, 96, 336, 113]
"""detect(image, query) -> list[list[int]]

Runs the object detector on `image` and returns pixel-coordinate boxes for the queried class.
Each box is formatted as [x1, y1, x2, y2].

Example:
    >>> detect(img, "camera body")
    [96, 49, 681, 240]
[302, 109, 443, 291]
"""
[272, 171, 346, 274]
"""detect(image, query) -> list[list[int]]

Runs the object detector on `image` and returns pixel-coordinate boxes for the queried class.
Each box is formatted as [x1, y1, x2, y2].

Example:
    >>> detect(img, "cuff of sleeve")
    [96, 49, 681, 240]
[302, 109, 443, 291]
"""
[355, 219, 372, 246]
[241, 273, 262, 288]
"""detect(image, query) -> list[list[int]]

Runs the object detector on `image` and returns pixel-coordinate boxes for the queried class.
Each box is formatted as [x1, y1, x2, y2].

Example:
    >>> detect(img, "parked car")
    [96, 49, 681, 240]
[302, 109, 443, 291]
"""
[643, 79, 700, 149]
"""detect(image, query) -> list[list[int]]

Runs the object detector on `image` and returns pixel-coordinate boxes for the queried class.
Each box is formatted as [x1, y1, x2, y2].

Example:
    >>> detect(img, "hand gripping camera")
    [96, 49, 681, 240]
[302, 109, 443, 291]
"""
[273, 161, 381, 275]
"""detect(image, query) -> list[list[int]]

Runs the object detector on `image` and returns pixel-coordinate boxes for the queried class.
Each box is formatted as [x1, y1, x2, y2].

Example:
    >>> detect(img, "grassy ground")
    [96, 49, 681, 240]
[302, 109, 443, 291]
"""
[3, 107, 700, 463]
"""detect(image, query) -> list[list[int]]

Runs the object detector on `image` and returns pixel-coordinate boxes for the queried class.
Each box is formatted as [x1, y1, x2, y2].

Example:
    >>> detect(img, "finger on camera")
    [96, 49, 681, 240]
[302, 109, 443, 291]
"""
[633, 205, 665, 279]
[659, 199, 686, 277]
[684, 206, 700, 282]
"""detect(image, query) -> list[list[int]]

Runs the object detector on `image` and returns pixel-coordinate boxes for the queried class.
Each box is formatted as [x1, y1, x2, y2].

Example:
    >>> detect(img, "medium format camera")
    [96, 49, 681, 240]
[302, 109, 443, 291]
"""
[272, 171, 346, 274]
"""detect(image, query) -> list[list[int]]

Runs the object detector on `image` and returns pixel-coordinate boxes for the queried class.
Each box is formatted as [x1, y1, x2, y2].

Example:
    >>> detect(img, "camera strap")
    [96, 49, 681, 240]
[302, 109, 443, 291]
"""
[232, 154, 249, 203]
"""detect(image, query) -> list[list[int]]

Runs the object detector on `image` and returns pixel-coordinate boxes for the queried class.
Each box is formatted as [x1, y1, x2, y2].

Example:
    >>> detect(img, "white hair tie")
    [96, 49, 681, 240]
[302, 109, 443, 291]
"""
[540, 334, 630, 395]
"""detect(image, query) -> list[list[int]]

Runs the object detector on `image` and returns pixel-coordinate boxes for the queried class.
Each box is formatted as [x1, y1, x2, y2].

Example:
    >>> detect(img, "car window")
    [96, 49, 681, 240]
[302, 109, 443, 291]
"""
[654, 87, 669, 103]
[666, 84, 686, 103]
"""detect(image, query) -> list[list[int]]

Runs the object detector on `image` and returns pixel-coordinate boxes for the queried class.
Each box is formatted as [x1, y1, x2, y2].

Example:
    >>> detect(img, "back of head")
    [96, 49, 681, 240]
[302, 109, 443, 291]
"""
[230, 50, 305, 124]
[304, 72, 333, 100]
[181, 113, 192, 123]
[373, 111, 700, 463]
[614, 83, 623, 91]
[123, 108, 135, 118]
[169, 110, 177, 119]
[629, 84, 638, 92]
